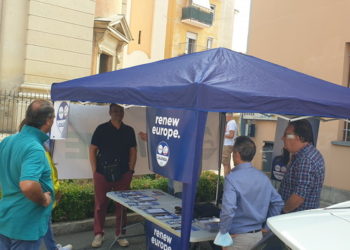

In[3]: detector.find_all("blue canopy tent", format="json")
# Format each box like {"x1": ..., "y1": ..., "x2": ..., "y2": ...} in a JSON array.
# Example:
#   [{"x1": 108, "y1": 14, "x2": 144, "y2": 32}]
[
  {"x1": 51, "y1": 48, "x2": 350, "y2": 249},
  {"x1": 52, "y1": 48, "x2": 350, "y2": 118}
]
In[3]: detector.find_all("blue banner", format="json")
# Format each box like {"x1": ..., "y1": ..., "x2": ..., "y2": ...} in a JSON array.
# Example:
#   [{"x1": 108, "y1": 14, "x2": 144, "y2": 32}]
[
  {"x1": 145, "y1": 220, "x2": 181, "y2": 250},
  {"x1": 146, "y1": 107, "x2": 198, "y2": 183}
]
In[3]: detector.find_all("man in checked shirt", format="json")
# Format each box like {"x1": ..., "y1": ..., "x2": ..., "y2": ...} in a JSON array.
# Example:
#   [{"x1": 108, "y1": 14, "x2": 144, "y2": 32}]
[{"x1": 279, "y1": 119, "x2": 325, "y2": 213}]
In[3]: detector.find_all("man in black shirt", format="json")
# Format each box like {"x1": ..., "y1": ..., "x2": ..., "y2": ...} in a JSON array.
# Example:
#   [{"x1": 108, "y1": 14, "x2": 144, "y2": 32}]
[{"x1": 89, "y1": 104, "x2": 137, "y2": 248}]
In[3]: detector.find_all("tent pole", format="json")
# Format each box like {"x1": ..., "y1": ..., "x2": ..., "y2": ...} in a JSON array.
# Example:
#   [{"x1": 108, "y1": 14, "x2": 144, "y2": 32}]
[
  {"x1": 180, "y1": 111, "x2": 207, "y2": 250},
  {"x1": 215, "y1": 112, "x2": 226, "y2": 206}
]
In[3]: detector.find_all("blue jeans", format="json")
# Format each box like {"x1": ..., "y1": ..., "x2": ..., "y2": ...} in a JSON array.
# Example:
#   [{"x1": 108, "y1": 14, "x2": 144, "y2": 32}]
[
  {"x1": 43, "y1": 218, "x2": 57, "y2": 250},
  {"x1": 0, "y1": 233, "x2": 41, "y2": 250}
]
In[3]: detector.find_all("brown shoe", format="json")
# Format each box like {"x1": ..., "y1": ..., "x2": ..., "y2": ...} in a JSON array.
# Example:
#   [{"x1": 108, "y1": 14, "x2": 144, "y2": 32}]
[
  {"x1": 91, "y1": 234, "x2": 104, "y2": 248},
  {"x1": 117, "y1": 238, "x2": 129, "y2": 247}
]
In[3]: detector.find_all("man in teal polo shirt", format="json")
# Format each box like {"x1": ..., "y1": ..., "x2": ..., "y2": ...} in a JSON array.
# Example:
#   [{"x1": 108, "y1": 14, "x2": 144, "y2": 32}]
[{"x1": 0, "y1": 99, "x2": 55, "y2": 250}]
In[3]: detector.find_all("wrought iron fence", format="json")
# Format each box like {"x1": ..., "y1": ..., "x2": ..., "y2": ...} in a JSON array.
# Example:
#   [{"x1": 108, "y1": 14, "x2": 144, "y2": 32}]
[{"x1": 0, "y1": 89, "x2": 50, "y2": 140}]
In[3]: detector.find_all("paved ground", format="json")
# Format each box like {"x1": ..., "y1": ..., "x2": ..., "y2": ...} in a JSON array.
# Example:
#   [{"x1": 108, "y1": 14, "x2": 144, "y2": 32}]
[
  {"x1": 49, "y1": 222, "x2": 147, "y2": 250},
  {"x1": 40, "y1": 215, "x2": 215, "y2": 250}
]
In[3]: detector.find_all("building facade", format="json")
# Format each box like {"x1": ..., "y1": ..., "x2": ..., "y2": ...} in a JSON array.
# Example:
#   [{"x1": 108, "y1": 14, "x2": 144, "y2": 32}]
[
  {"x1": 164, "y1": 0, "x2": 235, "y2": 58},
  {"x1": 0, "y1": 0, "x2": 96, "y2": 92},
  {"x1": 248, "y1": 0, "x2": 350, "y2": 204},
  {"x1": 0, "y1": 0, "x2": 136, "y2": 93},
  {"x1": 122, "y1": 0, "x2": 169, "y2": 68},
  {"x1": 0, "y1": 0, "x2": 133, "y2": 136}
]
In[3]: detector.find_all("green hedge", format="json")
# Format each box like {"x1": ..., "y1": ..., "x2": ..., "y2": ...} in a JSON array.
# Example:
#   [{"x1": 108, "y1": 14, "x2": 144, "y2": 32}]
[
  {"x1": 0, "y1": 171, "x2": 222, "y2": 222},
  {"x1": 52, "y1": 180, "x2": 94, "y2": 222},
  {"x1": 196, "y1": 171, "x2": 224, "y2": 202}
]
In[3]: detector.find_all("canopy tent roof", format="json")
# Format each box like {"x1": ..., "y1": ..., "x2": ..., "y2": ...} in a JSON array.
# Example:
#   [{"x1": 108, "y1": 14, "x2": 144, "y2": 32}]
[{"x1": 51, "y1": 48, "x2": 350, "y2": 119}]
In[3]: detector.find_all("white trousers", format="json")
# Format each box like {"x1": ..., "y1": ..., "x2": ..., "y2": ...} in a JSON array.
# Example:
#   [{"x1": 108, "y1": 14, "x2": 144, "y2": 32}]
[{"x1": 223, "y1": 231, "x2": 262, "y2": 250}]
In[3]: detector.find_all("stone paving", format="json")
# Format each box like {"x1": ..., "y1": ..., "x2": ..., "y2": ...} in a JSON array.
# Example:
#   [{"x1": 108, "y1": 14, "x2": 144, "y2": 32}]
[{"x1": 41, "y1": 214, "x2": 215, "y2": 250}]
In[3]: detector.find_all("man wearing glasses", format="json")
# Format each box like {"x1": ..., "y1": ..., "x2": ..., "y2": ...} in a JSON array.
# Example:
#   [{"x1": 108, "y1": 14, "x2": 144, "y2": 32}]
[{"x1": 279, "y1": 119, "x2": 325, "y2": 213}]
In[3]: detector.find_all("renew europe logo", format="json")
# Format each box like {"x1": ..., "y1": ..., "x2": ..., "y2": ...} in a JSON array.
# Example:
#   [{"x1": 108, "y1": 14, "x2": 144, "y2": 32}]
[{"x1": 156, "y1": 141, "x2": 169, "y2": 167}]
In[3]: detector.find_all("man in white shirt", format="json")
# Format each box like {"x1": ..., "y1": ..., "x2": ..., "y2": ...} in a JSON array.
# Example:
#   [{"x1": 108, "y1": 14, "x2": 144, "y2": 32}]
[{"x1": 222, "y1": 113, "x2": 238, "y2": 176}]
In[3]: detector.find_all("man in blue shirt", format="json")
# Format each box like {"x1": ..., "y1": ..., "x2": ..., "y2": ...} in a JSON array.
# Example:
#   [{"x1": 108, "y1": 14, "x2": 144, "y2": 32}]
[
  {"x1": 0, "y1": 100, "x2": 54, "y2": 250},
  {"x1": 219, "y1": 136, "x2": 284, "y2": 250}
]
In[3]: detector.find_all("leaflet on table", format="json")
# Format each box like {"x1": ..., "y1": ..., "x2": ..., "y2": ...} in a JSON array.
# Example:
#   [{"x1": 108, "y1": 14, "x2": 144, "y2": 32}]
[
  {"x1": 165, "y1": 218, "x2": 182, "y2": 226},
  {"x1": 115, "y1": 191, "x2": 160, "y2": 203},
  {"x1": 125, "y1": 201, "x2": 160, "y2": 206},
  {"x1": 136, "y1": 205, "x2": 154, "y2": 210},
  {"x1": 114, "y1": 190, "x2": 144, "y2": 197},
  {"x1": 144, "y1": 208, "x2": 169, "y2": 215},
  {"x1": 154, "y1": 214, "x2": 179, "y2": 220}
]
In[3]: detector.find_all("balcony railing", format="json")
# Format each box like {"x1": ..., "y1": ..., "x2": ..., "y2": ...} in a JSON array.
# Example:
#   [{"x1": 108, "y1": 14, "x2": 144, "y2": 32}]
[{"x1": 181, "y1": 6, "x2": 213, "y2": 28}]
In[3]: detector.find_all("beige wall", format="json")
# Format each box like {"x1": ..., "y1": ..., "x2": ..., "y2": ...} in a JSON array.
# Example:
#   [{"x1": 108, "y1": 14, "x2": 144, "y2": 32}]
[
  {"x1": 251, "y1": 120, "x2": 276, "y2": 170},
  {"x1": 0, "y1": 0, "x2": 29, "y2": 90},
  {"x1": 217, "y1": 0, "x2": 234, "y2": 49},
  {"x1": 23, "y1": 0, "x2": 95, "y2": 92},
  {"x1": 249, "y1": 0, "x2": 350, "y2": 190},
  {"x1": 0, "y1": 0, "x2": 96, "y2": 93},
  {"x1": 127, "y1": 0, "x2": 154, "y2": 58},
  {"x1": 249, "y1": 0, "x2": 350, "y2": 85},
  {"x1": 95, "y1": 0, "x2": 123, "y2": 17},
  {"x1": 123, "y1": 0, "x2": 168, "y2": 67}
]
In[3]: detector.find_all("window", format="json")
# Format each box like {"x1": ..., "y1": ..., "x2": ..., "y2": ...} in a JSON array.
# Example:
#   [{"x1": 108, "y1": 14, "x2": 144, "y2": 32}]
[
  {"x1": 207, "y1": 37, "x2": 213, "y2": 49},
  {"x1": 186, "y1": 32, "x2": 197, "y2": 54},
  {"x1": 99, "y1": 53, "x2": 113, "y2": 73},
  {"x1": 187, "y1": 38, "x2": 196, "y2": 54}
]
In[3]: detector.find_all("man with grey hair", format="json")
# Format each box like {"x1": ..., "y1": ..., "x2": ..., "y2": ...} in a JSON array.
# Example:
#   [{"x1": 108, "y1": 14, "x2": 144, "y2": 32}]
[
  {"x1": 217, "y1": 136, "x2": 283, "y2": 250},
  {"x1": 0, "y1": 99, "x2": 54, "y2": 250}
]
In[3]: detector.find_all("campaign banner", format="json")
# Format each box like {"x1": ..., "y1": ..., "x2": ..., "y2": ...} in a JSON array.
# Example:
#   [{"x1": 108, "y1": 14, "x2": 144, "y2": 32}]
[
  {"x1": 145, "y1": 220, "x2": 181, "y2": 250},
  {"x1": 51, "y1": 101, "x2": 70, "y2": 140},
  {"x1": 146, "y1": 107, "x2": 199, "y2": 183}
]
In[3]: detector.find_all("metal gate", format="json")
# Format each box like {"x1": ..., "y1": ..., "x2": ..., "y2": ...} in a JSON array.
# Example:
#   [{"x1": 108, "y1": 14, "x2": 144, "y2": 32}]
[{"x1": 0, "y1": 89, "x2": 50, "y2": 140}]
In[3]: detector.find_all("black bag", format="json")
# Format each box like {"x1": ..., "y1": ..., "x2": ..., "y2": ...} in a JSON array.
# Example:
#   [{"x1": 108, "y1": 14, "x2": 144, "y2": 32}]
[
  {"x1": 193, "y1": 202, "x2": 220, "y2": 218},
  {"x1": 97, "y1": 153, "x2": 123, "y2": 182}
]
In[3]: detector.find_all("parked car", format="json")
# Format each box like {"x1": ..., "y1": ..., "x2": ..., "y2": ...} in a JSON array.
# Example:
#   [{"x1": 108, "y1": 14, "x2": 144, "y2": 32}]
[{"x1": 253, "y1": 201, "x2": 350, "y2": 250}]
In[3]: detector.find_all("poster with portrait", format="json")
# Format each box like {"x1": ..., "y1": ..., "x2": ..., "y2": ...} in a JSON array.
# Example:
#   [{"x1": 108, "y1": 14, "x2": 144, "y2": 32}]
[{"x1": 51, "y1": 101, "x2": 70, "y2": 140}]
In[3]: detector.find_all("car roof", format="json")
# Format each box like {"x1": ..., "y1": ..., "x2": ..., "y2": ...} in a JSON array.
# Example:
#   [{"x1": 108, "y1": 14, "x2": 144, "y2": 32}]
[{"x1": 267, "y1": 201, "x2": 350, "y2": 250}]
